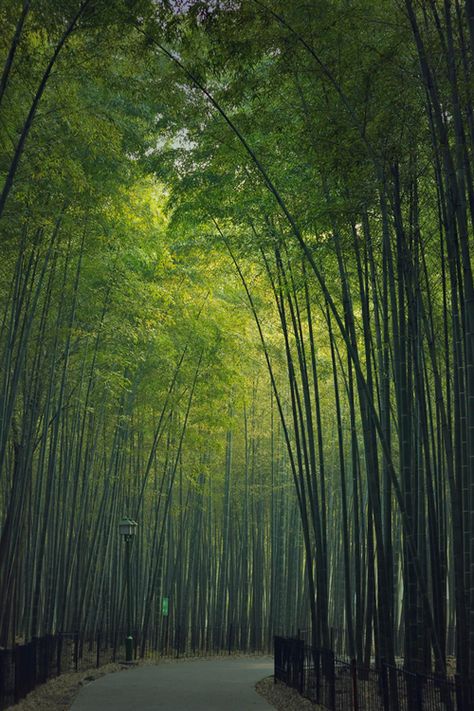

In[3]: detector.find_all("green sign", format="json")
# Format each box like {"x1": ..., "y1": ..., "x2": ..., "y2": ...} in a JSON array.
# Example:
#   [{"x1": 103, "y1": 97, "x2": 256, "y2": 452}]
[{"x1": 162, "y1": 597, "x2": 169, "y2": 616}]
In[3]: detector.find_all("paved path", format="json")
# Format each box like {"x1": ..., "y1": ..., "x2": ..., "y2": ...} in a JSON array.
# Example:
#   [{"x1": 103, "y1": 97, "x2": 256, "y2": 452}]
[{"x1": 70, "y1": 656, "x2": 274, "y2": 710}]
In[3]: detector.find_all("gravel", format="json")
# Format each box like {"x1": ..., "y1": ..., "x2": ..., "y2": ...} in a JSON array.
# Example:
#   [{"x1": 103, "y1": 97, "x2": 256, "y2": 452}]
[
  {"x1": 256, "y1": 676, "x2": 325, "y2": 710},
  {"x1": 8, "y1": 663, "x2": 133, "y2": 711}
]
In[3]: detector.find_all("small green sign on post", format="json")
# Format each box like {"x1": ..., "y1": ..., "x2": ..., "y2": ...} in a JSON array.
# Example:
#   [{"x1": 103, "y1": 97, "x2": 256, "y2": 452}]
[{"x1": 162, "y1": 597, "x2": 169, "y2": 616}]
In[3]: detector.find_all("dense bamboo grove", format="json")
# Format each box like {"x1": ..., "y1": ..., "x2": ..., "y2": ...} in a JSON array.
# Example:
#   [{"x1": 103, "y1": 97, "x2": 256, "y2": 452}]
[{"x1": 1, "y1": 0, "x2": 474, "y2": 687}]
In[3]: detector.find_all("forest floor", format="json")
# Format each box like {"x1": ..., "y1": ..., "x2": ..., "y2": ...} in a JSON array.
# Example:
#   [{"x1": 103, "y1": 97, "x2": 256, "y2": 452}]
[
  {"x1": 10, "y1": 661, "x2": 131, "y2": 711},
  {"x1": 256, "y1": 677, "x2": 324, "y2": 710}
]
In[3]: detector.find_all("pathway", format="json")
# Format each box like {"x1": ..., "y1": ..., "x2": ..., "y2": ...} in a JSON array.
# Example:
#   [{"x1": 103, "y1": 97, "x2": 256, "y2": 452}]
[{"x1": 70, "y1": 656, "x2": 274, "y2": 710}]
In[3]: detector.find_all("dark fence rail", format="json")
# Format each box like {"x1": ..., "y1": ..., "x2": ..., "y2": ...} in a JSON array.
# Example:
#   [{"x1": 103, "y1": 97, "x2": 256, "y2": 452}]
[
  {"x1": 0, "y1": 633, "x2": 78, "y2": 710},
  {"x1": 274, "y1": 636, "x2": 474, "y2": 711},
  {"x1": 0, "y1": 631, "x2": 132, "y2": 709}
]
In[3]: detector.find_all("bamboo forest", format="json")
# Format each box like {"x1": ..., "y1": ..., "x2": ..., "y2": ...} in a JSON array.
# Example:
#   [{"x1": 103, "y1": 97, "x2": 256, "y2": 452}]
[{"x1": 2, "y1": 1, "x2": 474, "y2": 710}]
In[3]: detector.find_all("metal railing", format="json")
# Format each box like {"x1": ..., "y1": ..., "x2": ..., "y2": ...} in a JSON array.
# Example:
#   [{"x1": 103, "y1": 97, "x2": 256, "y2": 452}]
[
  {"x1": 274, "y1": 636, "x2": 474, "y2": 711},
  {"x1": 0, "y1": 633, "x2": 76, "y2": 709},
  {"x1": 0, "y1": 630, "x2": 135, "y2": 709}
]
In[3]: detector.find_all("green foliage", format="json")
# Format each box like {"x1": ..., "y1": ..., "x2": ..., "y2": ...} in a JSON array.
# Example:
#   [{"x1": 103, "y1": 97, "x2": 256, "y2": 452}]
[{"x1": 1, "y1": 0, "x2": 474, "y2": 675}]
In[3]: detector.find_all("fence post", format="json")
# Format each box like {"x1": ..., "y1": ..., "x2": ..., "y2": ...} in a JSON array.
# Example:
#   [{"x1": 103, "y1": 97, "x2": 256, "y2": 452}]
[
  {"x1": 314, "y1": 648, "x2": 321, "y2": 704},
  {"x1": 228, "y1": 623, "x2": 233, "y2": 655},
  {"x1": 455, "y1": 673, "x2": 471, "y2": 711},
  {"x1": 74, "y1": 632, "x2": 78, "y2": 672},
  {"x1": 134, "y1": 630, "x2": 139, "y2": 660},
  {"x1": 299, "y1": 640, "x2": 304, "y2": 695},
  {"x1": 57, "y1": 635, "x2": 62, "y2": 676},
  {"x1": 455, "y1": 673, "x2": 462, "y2": 711},
  {"x1": 327, "y1": 648, "x2": 336, "y2": 711},
  {"x1": 13, "y1": 646, "x2": 20, "y2": 704},
  {"x1": 96, "y1": 631, "x2": 100, "y2": 669},
  {"x1": 46, "y1": 636, "x2": 52, "y2": 680},
  {"x1": 414, "y1": 672, "x2": 423, "y2": 710},
  {"x1": 380, "y1": 660, "x2": 390, "y2": 711},
  {"x1": 0, "y1": 649, "x2": 4, "y2": 708},
  {"x1": 32, "y1": 638, "x2": 39, "y2": 690},
  {"x1": 351, "y1": 658, "x2": 359, "y2": 711},
  {"x1": 273, "y1": 637, "x2": 277, "y2": 684}
]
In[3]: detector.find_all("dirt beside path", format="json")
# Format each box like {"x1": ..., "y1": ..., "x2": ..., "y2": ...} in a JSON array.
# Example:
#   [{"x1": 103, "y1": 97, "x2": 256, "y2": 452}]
[
  {"x1": 256, "y1": 676, "x2": 325, "y2": 710},
  {"x1": 9, "y1": 663, "x2": 130, "y2": 711}
]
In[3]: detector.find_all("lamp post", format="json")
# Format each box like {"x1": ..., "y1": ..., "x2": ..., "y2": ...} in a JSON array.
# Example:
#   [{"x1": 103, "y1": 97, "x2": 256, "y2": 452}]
[{"x1": 119, "y1": 516, "x2": 138, "y2": 662}]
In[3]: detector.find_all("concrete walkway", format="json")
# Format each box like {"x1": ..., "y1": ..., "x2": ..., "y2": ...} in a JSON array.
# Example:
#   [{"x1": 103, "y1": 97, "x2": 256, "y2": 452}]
[{"x1": 70, "y1": 656, "x2": 274, "y2": 710}]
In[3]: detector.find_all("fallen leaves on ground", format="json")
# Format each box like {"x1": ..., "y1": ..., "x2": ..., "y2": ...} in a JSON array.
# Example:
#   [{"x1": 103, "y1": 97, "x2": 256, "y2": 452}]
[{"x1": 256, "y1": 676, "x2": 325, "y2": 710}]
